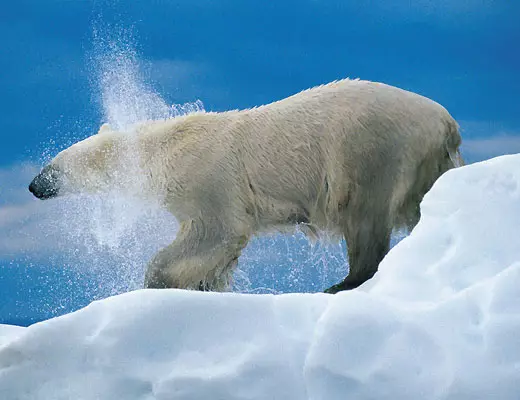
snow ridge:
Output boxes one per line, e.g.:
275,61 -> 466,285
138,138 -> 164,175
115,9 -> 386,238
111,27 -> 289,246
1,155 -> 520,400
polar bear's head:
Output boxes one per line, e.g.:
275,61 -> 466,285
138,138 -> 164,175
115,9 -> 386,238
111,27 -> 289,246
29,124 -> 128,200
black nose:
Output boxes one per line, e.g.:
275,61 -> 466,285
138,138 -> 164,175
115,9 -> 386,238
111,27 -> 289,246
28,164 -> 62,200
28,181 -> 37,195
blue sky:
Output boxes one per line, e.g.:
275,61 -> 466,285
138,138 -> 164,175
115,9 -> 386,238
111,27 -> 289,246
1,0 -> 519,324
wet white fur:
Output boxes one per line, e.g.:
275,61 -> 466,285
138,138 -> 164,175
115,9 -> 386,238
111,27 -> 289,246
50,79 -> 463,291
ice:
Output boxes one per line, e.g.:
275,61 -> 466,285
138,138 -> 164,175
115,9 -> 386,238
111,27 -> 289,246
1,155 -> 519,399
0,325 -> 24,347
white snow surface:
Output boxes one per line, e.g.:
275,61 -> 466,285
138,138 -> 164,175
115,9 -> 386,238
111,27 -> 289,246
1,155 -> 520,400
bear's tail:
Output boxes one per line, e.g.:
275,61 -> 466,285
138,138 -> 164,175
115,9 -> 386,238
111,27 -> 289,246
445,118 -> 465,168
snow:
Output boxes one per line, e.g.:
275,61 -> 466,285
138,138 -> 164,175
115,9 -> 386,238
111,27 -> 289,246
1,155 -> 520,399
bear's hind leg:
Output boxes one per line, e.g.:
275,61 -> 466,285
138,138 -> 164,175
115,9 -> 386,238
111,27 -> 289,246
325,210 -> 391,294
144,218 -> 249,291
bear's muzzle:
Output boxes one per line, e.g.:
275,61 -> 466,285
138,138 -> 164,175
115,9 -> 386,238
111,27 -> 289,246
29,164 -> 62,200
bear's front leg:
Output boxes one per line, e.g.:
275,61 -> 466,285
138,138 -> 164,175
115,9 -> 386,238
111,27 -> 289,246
144,218 -> 249,291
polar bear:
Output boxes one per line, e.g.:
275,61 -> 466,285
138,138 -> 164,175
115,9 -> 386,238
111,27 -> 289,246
29,79 -> 463,293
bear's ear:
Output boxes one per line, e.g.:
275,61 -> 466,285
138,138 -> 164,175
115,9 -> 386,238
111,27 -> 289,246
98,123 -> 112,135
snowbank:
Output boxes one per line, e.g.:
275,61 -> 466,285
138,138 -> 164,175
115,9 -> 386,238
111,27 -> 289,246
1,155 -> 520,399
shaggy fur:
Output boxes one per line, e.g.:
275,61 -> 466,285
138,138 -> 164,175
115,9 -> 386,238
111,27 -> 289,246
29,79 -> 463,293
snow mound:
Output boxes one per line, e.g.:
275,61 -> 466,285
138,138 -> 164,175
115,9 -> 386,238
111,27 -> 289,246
1,155 -> 520,400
